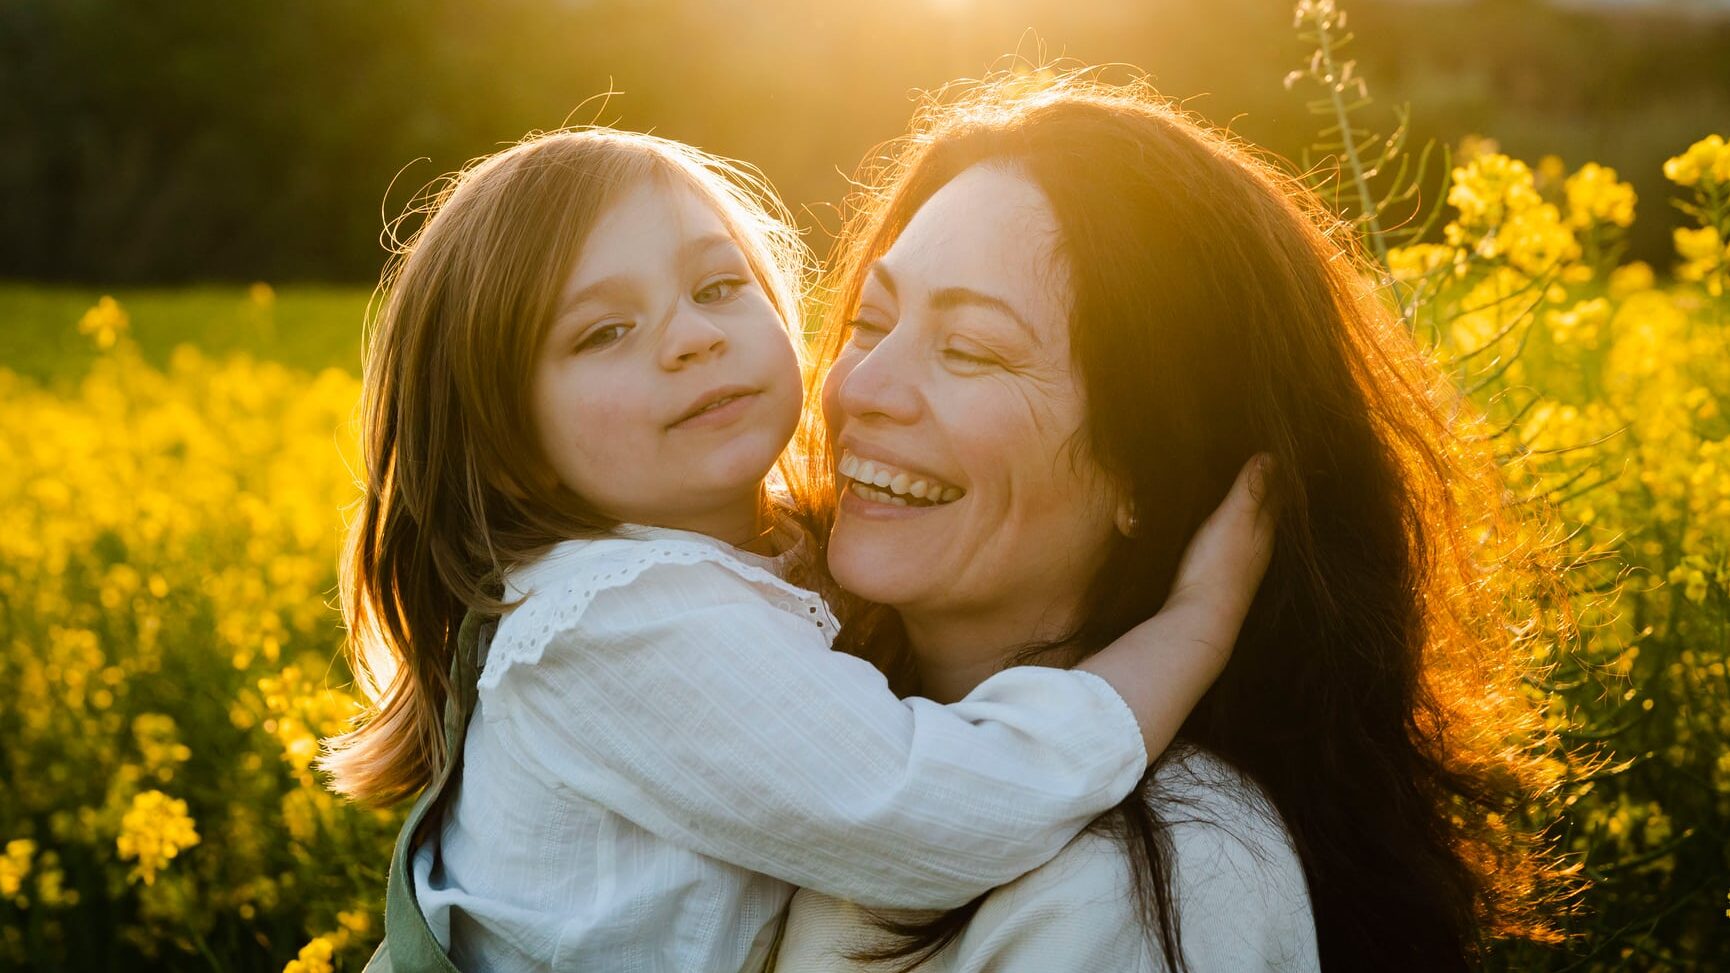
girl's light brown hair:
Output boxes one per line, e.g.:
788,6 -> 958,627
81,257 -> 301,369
319,128 -> 814,807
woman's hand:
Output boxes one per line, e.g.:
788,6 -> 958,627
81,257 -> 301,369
1076,452 -> 1279,763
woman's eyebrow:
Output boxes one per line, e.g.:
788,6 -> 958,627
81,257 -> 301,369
867,262 -> 898,301
930,286 -> 1039,345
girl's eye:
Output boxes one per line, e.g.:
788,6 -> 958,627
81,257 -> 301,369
693,276 -> 745,305
845,319 -> 888,349
576,323 -> 632,353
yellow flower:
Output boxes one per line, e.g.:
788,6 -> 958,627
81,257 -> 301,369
282,935 -> 336,973
1685,386 -> 1720,421
1441,154 -> 1583,275
1499,202 -> 1581,276
1608,261 -> 1655,298
249,282 -> 276,309
1676,225 -> 1725,264
337,908 -> 372,936
1663,134 -> 1729,187
1447,153 -> 1542,230
116,790 -> 200,886
1675,226 -> 1729,296
1564,162 -> 1636,229
0,840 -> 35,897
1448,267 -> 1534,358
1385,243 -> 1460,283
33,851 -> 76,909
1546,298 -> 1610,348
133,713 -> 194,777
1668,558 -> 1715,605
76,296 -> 130,351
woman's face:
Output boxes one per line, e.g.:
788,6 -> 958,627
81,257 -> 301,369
823,163 -> 1122,640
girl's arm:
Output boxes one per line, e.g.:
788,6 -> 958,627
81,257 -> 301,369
1076,453 -> 1277,763
490,568 -> 1143,909
484,458 -> 1275,910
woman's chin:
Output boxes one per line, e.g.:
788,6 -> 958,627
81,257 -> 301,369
827,506 -> 948,607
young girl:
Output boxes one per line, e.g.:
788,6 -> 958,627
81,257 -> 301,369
319,127 -> 1275,972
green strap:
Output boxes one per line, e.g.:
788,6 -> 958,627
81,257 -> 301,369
363,609 -> 487,973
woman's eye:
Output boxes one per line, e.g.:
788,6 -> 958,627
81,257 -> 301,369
845,319 -> 888,349
943,347 -> 996,369
693,276 -> 745,305
576,323 -> 632,353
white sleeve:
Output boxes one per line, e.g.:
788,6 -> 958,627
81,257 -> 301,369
481,557 -> 1148,910
950,764 -> 1320,972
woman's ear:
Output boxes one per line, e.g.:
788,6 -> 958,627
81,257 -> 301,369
1111,474 -> 1140,538
1085,459 -> 1135,540
1114,500 -> 1139,538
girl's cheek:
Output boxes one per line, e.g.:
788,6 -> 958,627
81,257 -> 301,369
563,360 -> 648,425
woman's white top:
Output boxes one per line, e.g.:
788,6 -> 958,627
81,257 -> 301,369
774,749 -> 1320,972
411,524 -> 1149,973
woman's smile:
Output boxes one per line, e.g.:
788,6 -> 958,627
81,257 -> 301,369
836,447 -> 967,508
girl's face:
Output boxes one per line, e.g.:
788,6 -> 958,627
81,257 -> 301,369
530,174 -> 803,540
822,163 -> 1122,646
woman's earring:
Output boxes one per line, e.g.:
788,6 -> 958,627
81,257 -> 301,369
1115,502 -> 1139,538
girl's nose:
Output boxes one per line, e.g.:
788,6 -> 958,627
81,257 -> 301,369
659,309 -> 727,369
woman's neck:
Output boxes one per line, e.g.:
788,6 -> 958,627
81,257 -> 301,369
901,601 -> 1083,704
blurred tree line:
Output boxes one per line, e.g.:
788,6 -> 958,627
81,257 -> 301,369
3,0 -> 1726,284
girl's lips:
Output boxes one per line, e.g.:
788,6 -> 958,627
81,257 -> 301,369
668,390 -> 760,430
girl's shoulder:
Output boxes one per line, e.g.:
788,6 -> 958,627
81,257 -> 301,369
480,528 -> 833,691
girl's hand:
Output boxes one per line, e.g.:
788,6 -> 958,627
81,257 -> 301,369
1076,453 -> 1279,763
1161,451 -> 1280,678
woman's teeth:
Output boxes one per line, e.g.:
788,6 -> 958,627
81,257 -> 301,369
837,451 -> 964,507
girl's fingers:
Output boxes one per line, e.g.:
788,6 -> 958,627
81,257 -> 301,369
1168,452 -> 1279,610
1183,453 -> 1280,574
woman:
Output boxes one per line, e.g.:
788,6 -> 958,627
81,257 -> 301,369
773,71 -> 1571,971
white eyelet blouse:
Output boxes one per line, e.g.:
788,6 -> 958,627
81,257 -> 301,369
411,523 -> 1149,972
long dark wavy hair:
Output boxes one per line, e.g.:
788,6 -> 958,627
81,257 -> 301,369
795,69 -> 1582,971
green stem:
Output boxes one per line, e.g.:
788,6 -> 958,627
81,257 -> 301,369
1313,13 -> 1387,264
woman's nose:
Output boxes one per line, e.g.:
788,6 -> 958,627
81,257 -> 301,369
658,308 -> 727,369
834,332 -> 921,425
